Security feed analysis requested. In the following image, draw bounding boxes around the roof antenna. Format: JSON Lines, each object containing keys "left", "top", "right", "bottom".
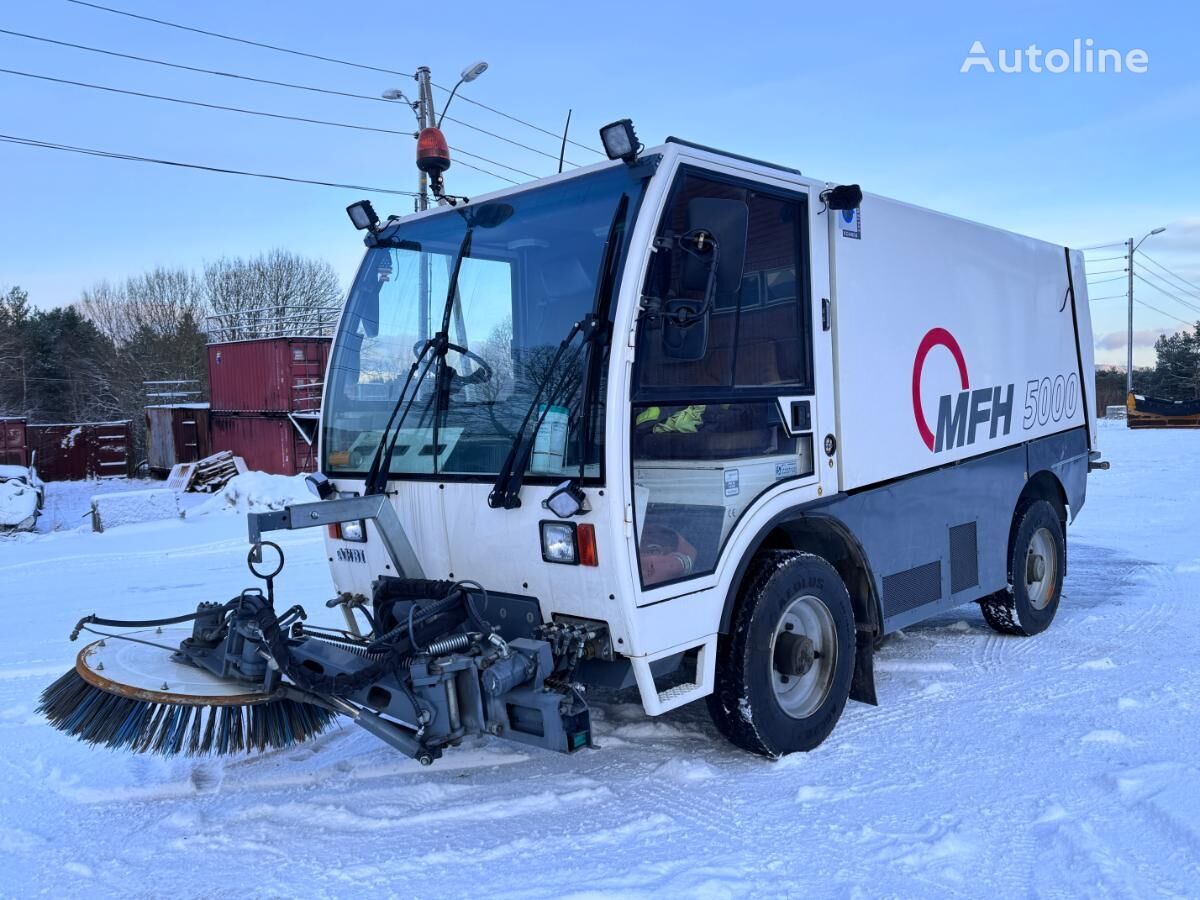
{"left": 558, "top": 108, "right": 572, "bottom": 174}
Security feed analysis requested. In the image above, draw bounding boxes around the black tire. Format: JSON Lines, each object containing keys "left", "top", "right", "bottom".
{"left": 707, "top": 551, "right": 856, "bottom": 758}
{"left": 979, "top": 499, "right": 1065, "bottom": 636}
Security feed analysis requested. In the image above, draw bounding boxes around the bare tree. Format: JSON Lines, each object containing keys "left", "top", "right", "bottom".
{"left": 203, "top": 249, "right": 342, "bottom": 340}
{"left": 80, "top": 268, "right": 206, "bottom": 346}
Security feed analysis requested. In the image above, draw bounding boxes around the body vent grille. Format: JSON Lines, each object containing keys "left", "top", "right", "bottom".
{"left": 949, "top": 521, "right": 979, "bottom": 594}
{"left": 883, "top": 561, "right": 942, "bottom": 617}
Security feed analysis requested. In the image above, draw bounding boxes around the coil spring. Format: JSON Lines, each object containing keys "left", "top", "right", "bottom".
{"left": 423, "top": 633, "right": 473, "bottom": 657}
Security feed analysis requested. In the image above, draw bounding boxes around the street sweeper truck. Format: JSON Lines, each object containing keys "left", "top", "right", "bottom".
{"left": 41, "top": 121, "right": 1103, "bottom": 763}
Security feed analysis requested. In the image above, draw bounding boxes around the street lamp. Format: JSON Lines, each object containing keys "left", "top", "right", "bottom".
{"left": 437, "top": 61, "right": 488, "bottom": 127}
{"left": 1126, "top": 226, "right": 1167, "bottom": 392}
{"left": 380, "top": 88, "right": 421, "bottom": 126}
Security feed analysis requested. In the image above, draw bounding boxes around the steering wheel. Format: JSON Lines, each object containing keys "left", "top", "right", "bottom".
{"left": 411, "top": 339, "right": 494, "bottom": 389}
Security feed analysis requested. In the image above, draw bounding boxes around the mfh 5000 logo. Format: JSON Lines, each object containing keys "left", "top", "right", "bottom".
{"left": 911, "top": 328, "right": 1082, "bottom": 453}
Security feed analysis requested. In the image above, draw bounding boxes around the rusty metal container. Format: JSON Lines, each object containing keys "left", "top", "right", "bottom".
{"left": 26, "top": 421, "right": 133, "bottom": 481}
{"left": 210, "top": 414, "right": 317, "bottom": 476}
{"left": 207, "top": 338, "right": 331, "bottom": 414}
{"left": 0, "top": 418, "right": 27, "bottom": 467}
{"left": 145, "top": 404, "right": 213, "bottom": 476}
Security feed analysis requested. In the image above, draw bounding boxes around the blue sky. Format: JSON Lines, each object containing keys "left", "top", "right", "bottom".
{"left": 2, "top": 0, "right": 1197, "bottom": 367}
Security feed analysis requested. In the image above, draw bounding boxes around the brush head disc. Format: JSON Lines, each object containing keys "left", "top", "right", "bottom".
{"left": 74, "top": 629, "right": 273, "bottom": 706}
{"left": 38, "top": 630, "right": 340, "bottom": 756}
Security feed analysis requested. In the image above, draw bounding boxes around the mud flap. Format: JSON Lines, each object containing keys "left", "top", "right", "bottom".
{"left": 849, "top": 630, "right": 878, "bottom": 706}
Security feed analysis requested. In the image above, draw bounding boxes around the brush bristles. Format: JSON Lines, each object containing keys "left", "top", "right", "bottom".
{"left": 38, "top": 669, "right": 339, "bottom": 756}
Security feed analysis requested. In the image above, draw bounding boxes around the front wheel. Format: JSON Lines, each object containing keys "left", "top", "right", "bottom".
{"left": 979, "top": 499, "right": 1065, "bottom": 636}
{"left": 708, "top": 551, "right": 856, "bottom": 758}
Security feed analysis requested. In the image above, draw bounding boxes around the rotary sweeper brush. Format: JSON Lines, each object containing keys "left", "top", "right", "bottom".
{"left": 39, "top": 499, "right": 597, "bottom": 764}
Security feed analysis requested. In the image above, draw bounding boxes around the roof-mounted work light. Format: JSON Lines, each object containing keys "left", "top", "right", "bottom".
{"left": 600, "top": 119, "right": 640, "bottom": 164}
{"left": 346, "top": 199, "right": 380, "bottom": 231}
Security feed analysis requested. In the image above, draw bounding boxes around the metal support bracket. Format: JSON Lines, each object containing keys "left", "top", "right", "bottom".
{"left": 247, "top": 494, "right": 426, "bottom": 579}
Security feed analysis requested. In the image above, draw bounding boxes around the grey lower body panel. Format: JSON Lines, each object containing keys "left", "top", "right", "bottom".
{"left": 814, "top": 428, "right": 1088, "bottom": 634}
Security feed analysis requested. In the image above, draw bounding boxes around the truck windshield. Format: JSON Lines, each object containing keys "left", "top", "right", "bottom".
{"left": 323, "top": 164, "right": 643, "bottom": 481}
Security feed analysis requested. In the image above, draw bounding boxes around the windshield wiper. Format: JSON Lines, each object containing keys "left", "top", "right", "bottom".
{"left": 486, "top": 316, "right": 597, "bottom": 510}
{"left": 487, "top": 193, "right": 629, "bottom": 511}
{"left": 363, "top": 228, "right": 473, "bottom": 495}
{"left": 430, "top": 229, "right": 473, "bottom": 479}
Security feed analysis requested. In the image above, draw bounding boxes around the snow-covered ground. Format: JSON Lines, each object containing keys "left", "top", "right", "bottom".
{"left": 2, "top": 422, "right": 1198, "bottom": 898}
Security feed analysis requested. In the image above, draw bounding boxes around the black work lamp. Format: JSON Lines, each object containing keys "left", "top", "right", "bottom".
{"left": 346, "top": 200, "right": 380, "bottom": 231}
{"left": 600, "top": 119, "right": 640, "bottom": 164}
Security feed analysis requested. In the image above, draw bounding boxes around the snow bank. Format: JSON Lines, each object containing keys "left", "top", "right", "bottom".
{"left": 186, "top": 472, "right": 312, "bottom": 517}
{"left": 0, "top": 479, "right": 38, "bottom": 528}
{"left": 89, "top": 489, "right": 181, "bottom": 532}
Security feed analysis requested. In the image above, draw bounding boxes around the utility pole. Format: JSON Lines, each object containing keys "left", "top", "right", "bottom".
{"left": 414, "top": 66, "right": 434, "bottom": 211}
{"left": 1126, "top": 237, "right": 1135, "bottom": 394}
{"left": 1124, "top": 227, "right": 1167, "bottom": 395}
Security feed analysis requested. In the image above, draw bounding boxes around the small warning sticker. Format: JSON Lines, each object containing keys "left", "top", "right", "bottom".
{"left": 840, "top": 207, "right": 861, "bottom": 240}
{"left": 724, "top": 468, "right": 740, "bottom": 497}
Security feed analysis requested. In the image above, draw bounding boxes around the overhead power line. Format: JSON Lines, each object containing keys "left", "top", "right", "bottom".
{"left": 64, "top": 0, "right": 415, "bottom": 78}
{"left": 0, "top": 67, "right": 529, "bottom": 182}
{"left": 1134, "top": 273, "right": 1200, "bottom": 316}
{"left": 431, "top": 81, "right": 603, "bottom": 156}
{"left": 0, "top": 28, "right": 393, "bottom": 103}
{"left": 1076, "top": 239, "right": 1128, "bottom": 251}
{"left": 63, "top": 0, "right": 602, "bottom": 155}
{"left": 441, "top": 113, "right": 579, "bottom": 165}
{"left": 1134, "top": 297, "right": 1195, "bottom": 328}
{"left": 1088, "top": 294, "right": 1127, "bottom": 301}
{"left": 1137, "top": 251, "right": 1200, "bottom": 298}
{"left": 1135, "top": 266, "right": 1200, "bottom": 307}
{"left": 0, "top": 132, "right": 417, "bottom": 195}
{"left": 0, "top": 29, "right": 569, "bottom": 167}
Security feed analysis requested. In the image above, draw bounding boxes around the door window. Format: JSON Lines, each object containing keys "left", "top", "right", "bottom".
{"left": 632, "top": 170, "right": 813, "bottom": 589}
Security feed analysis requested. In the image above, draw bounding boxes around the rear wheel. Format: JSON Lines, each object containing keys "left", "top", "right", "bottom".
{"left": 980, "top": 499, "right": 1065, "bottom": 636}
{"left": 708, "top": 551, "right": 855, "bottom": 758}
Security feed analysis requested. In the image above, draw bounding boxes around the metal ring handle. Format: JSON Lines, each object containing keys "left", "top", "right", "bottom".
{"left": 247, "top": 541, "right": 285, "bottom": 580}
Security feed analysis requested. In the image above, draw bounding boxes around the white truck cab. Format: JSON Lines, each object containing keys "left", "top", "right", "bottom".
{"left": 318, "top": 129, "right": 1098, "bottom": 757}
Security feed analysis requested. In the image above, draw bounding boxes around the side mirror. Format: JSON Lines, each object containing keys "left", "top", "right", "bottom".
{"left": 682, "top": 198, "right": 749, "bottom": 299}
{"left": 353, "top": 253, "right": 391, "bottom": 339}
{"left": 661, "top": 197, "right": 749, "bottom": 360}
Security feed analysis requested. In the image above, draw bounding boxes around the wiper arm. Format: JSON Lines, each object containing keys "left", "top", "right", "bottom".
{"left": 573, "top": 193, "right": 628, "bottom": 482}
{"left": 363, "top": 227, "right": 473, "bottom": 495}
{"left": 487, "top": 316, "right": 596, "bottom": 510}
{"left": 430, "top": 228, "right": 473, "bottom": 476}
{"left": 362, "top": 339, "right": 438, "bottom": 495}
{"left": 487, "top": 194, "right": 629, "bottom": 511}
{"left": 487, "top": 196, "right": 629, "bottom": 511}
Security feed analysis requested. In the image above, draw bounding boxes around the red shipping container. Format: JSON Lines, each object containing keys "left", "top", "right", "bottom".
{"left": 145, "top": 404, "right": 212, "bottom": 476}
{"left": 0, "top": 418, "right": 27, "bottom": 467}
{"left": 210, "top": 414, "right": 317, "bottom": 476}
{"left": 26, "top": 421, "right": 132, "bottom": 481}
{"left": 207, "top": 338, "right": 331, "bottom": 414}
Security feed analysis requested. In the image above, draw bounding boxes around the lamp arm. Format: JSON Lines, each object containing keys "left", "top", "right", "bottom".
{"left": 437, "top": 79, "right": 464, "bottom": 128}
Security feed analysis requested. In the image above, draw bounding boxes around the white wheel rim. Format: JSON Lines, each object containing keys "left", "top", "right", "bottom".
{"left": 770, "top": 594, "right": 837, "bottom": 719}
{"left": 1025, "top": 527, "right": 1058, "bottom": 610}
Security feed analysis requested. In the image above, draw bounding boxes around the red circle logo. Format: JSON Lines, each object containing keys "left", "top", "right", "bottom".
{"left": 912, "top": 328, "right": 969, "bottom": 451}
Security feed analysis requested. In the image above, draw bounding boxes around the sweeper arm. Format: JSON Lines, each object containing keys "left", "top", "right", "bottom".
{"left": 41, "top": 554, "right": 600, "bottom": 763}
{"left": 247, "top": 493, "right": 425, "bottom": 579}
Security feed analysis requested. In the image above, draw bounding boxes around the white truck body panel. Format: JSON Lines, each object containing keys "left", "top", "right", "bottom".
{"left": 830, "top": 195, "right": 1090, "bottom": 491}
